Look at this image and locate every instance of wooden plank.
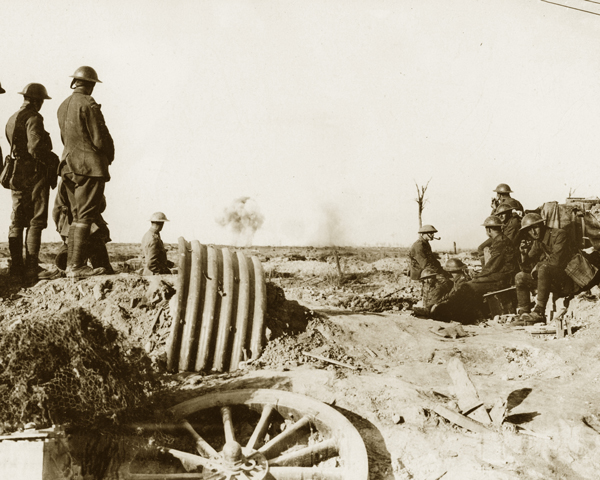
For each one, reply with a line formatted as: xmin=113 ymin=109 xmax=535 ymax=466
xmin=432 ymin=405 xmax=490 ymax=434
xmin=446 ymin=357 xmax=491 ymax=425
xmin=489 ymin=397 xmax=507 ymax=426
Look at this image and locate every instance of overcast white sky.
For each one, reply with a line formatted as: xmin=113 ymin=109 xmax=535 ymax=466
xmin=1 ymin=0 xmax=600 ymax=249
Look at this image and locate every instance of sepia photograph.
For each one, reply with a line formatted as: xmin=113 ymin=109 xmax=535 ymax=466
xmin=0 ymin=0 xmax=599 ymax=478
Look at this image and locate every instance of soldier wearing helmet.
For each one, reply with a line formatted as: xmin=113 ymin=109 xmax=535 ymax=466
xmin=5 ymin=83 xmax=60 ymax=279
xmin=491 ymin=183 xmax=524 ymax=216
xmin=431 ymin=216 xmax=517 ymax=322
xmin=142 ymin=212 xmax=175 ymax=275
xmin=514 ymin=212 xmax=577 ymax=321
xmin=57 ymin=66 xmax=114 ymax=279
xmin=409 ymin=224 xmax=445 ymax=280
xmin=409 ymin=225 xmax=452 ymax=313
xmin=477 ymin=198 xmax=522 ymax=265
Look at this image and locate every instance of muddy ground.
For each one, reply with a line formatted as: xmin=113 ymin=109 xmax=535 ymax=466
xmin=1 ymin=243 xmax=600 ymax=479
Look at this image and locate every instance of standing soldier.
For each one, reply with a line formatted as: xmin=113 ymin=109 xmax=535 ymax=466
xmin=409 ymin=225 xmax=452 ymax=312
xmin=409 ymin=224 xmax=445 ymax=280
xmin=5 ymin=83 xmax=59 ymax=279
xmin=57 ymin=66 xmax=114 ymax=279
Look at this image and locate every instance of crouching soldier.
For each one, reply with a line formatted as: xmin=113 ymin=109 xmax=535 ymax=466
xmin=412 ymin=266 xmax=453 ymax=317
xmin=142 ymin=212 xmax=175 ymax=275
xmin=515 ymin=213 xmax=577 ymax=322
xmin=432 ymin=216 xmax=517 ymax=323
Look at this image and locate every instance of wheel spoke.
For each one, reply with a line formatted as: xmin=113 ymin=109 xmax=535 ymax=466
xmin=221 ymin=406 xmax=236 ymax=444
xmin=181 ymin=419 xmax=220 ymax=458
xmin=269 ymin=438 xmax=338 ymax=467
xmin=258 ymin=415 xmax=312 ymax=459
xmin=246 ymin=404 xmax=275 ymax=450
xmin=268 ymin=466 xmax=343 ymax=480
xmin=161 ymin=446 xmax=220 ymax=470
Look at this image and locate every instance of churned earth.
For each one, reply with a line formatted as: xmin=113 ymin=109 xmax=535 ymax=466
xmin=0 ymin=243 xmax=599 ymax=479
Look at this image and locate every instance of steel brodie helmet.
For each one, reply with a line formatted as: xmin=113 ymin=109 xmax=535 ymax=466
xmin=420 ymin=267 xmax=438 ymax=280
xmin=418 ymin=224 xmax=438 ymax=234
xmin=150 ymin=212 xmax=170 ymax=222
xmin=495 ymin=200 xmax=519 ymax=216
xmin=444 ymin=258 xmax=466 ymax=272
xmin=520 ymin=213 xmax=544 ymax=231
xmin=494 ymin=183 xmax=513 ymax=194
xmin=482 ymin=216 xmax=503 ymax=228
xmin=0 ymin=81 xmax=5 ymax=94
xmin=18 ymin=83 xmax=51 ymax=100
xmin=70 ymin=66 xmax=102 ymax=83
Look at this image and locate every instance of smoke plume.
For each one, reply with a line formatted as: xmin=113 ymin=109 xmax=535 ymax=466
xmin=217 ymin=196 xmax=265 ymax=246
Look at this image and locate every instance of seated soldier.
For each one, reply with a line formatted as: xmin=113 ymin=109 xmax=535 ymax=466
xmin=515 ymin=213 xmax=577 ymax=322
xmin=412 ymin=267 xmax=453 ymax=317
xmin=491 ymin=183 xmax=524 ymax=216
xmin=142 ymin=212 xmax=175 ymax=275
xmin=52 ymin=179 xmax=113 ymax=275
xmin=478 ymin=199 xmax=522 ymax=265
xmin=432 ymin=216 xmax=518 ymax=322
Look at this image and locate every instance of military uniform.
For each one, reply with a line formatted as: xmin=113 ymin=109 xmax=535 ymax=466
xmin=58 ymin=81 xmax=114 ymax=275
xmin=5 ymin=101 xmax=55 ymax=274
xmin=492 ymin=196 xmax=524 ymax=215
xmin=141 ymin=229 xmax=173 ymax=275
xmin=515 ymin=227 xmax=576 ymax=313
xmin=409 ymin=238 xmax=444 ymax=280
xmin=52 ymin=179 xmax=113 ymax=273
xmin=434 ymin=233 xmax=517 ymax=322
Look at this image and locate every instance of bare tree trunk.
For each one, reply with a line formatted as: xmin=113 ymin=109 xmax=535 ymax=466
xmin=415 ymin=179 xmax=431 ymax=228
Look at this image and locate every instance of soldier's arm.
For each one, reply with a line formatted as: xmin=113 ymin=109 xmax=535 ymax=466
xmin=84 ymin=100 xmax=115 ymax=163
xmin=543 ymin=229 xmax=568 ymax=268
xmin=26 ymin=115 xmax=52 ymax=160
xmin=145 ymin=235 xmax=168 ymax=273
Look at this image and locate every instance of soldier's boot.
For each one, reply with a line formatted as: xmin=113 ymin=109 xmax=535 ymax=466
xmin=88 ymin=237 xmax=115 ymax=274
xmin=8 ymin=230 xmax=25 ymax=277
xmin=25 ymin=227 xmax=51 ymax=280
xmin=55 ymin=242 xmax=69 ymax=271
xmin=67 ymin=223 xmax=105 ymax=279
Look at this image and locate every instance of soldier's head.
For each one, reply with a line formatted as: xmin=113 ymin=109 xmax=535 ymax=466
xmin=150 ymin=212 xmax=169 ymax=233
xmin=18 ymin=83 xmax=51 ymax=111
xmin=494 ymin=183 xmax=513 ymax=200
xmin=69 ymin=66 xmax=102 ymax=94
xmin=418 ymin=224 xmax=439 ymax=241
xmin=495 ymin=200 xmax=518 ymax=224
xmin=444 ymin=258 xmax=466 ymax=279
xmin=520 ymin=213 xmax=545 ymax=240
xmin=420 ymin=267 xmax=437 ymax=285
xmin=482 ymin=216 xmax=503 ymax=238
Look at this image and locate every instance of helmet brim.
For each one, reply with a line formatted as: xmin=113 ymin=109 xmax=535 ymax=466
xmin=69 ymin=75 xmax=102 ymax=83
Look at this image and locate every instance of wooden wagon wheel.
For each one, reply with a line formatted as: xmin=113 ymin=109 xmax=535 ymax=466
xmin=119 ymin=389 xmax=369 ymax=480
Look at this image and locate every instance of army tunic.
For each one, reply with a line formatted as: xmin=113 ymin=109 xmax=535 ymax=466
xmin=57 ymin=86 xmax=114 ymax=225
xmin=409 ymin=238 xmax=444 ymax=281
xmin=141 ymin=229 xmax=172 ymax=275
xmin=5 ymin=103 xmax=53 ymax=231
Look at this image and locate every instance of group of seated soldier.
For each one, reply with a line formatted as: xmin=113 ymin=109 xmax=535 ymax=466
xmin=409 ymin=183 xmax=586 ymax=324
